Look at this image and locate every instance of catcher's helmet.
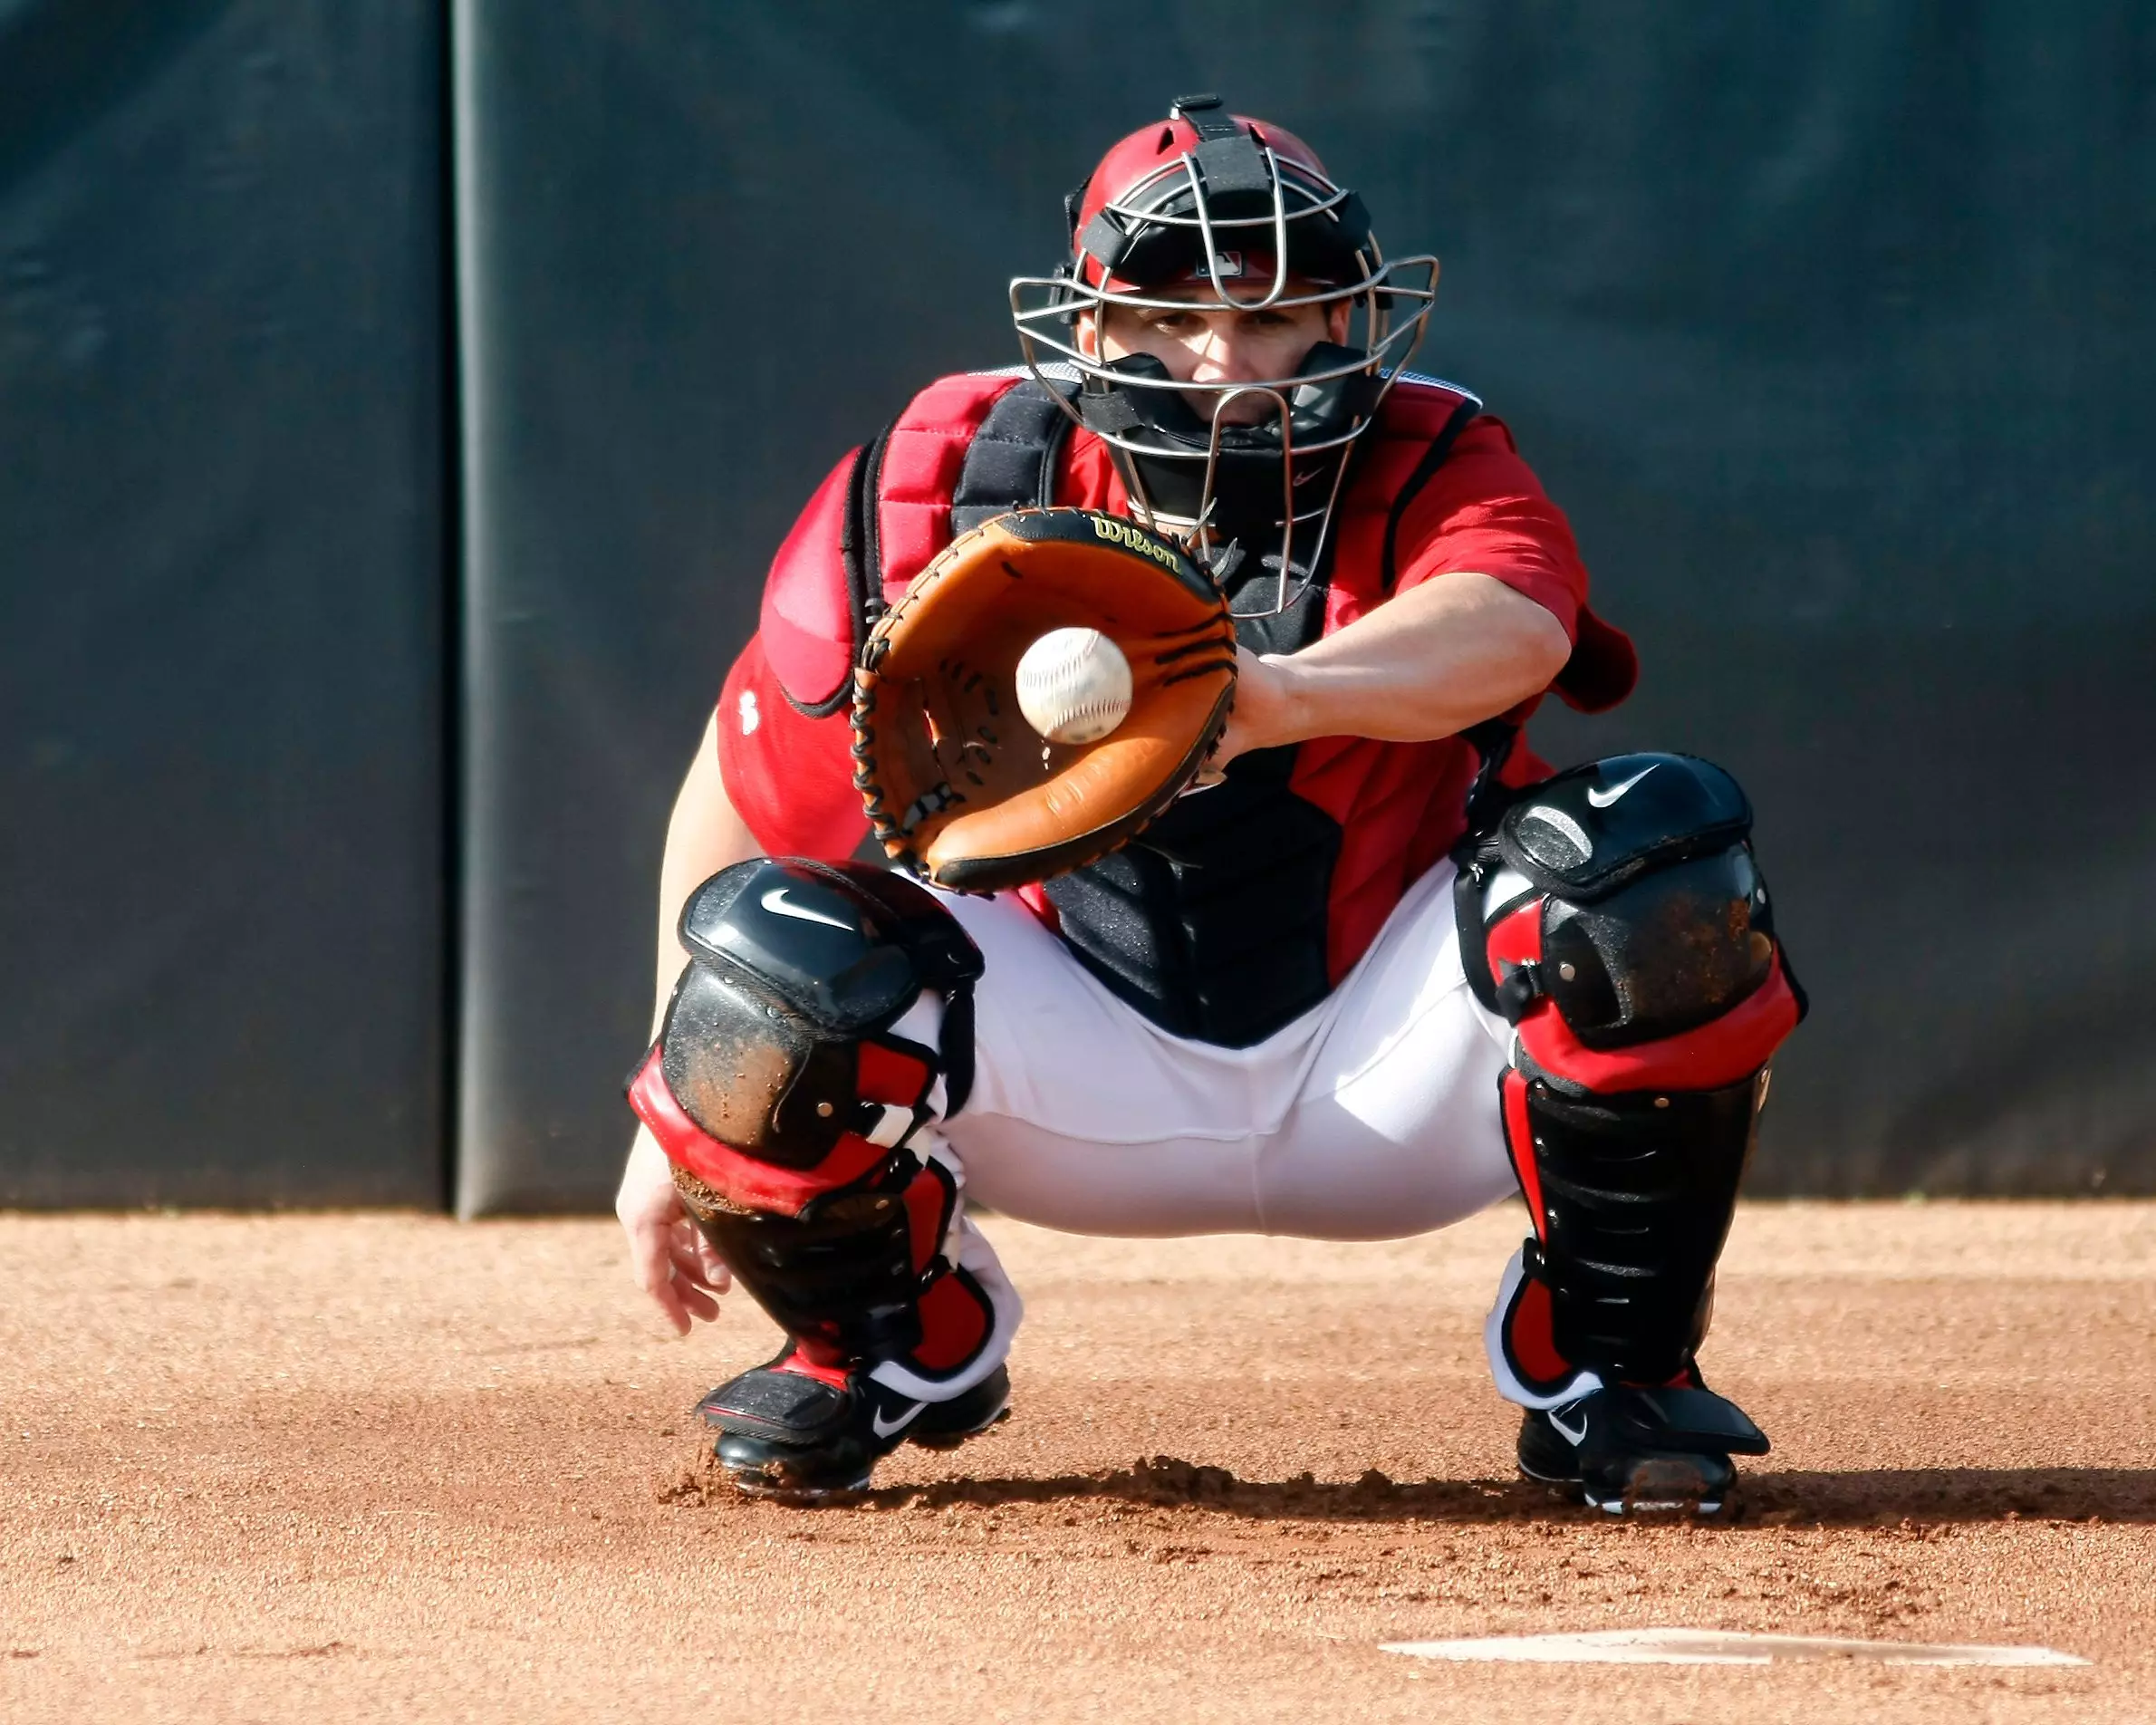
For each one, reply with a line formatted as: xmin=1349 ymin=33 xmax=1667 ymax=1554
xmin=1010 ymin=96 xmax=1438 ymax=613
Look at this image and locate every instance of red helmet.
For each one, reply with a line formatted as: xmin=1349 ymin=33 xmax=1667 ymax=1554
xmin=1010 ymin=96 xmax=1438 ymax=613
xmin=1067 ymin=105 xmax=1368 ymax=295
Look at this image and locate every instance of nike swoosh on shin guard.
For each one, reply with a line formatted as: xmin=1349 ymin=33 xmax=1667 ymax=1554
xmin=758 ymin=885 xmax=859 ymax=932
xmin=1585 ymin=764 xmax=1657 ymax=808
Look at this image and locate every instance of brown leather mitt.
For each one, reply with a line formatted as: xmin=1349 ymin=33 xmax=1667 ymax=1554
xmin=852 ymin=507 xmax=1237 ymax=893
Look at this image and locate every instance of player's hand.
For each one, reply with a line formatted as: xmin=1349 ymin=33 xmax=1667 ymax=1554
xmin=1204 ymin=647 xmax=1302 ymax=779
xmin=615 ymin=1124 xmax=731 ymax=1335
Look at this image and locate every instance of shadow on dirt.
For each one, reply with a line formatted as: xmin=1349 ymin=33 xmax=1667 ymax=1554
xmin=820 ymin=1458 xmax=2156 ymax=1526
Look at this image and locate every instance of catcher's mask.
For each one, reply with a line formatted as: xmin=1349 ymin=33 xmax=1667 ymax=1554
xmin=1010 ymin=94 xmax=1438 ymax=616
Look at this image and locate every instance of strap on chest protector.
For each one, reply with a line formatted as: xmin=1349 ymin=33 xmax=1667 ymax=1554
xmin=949 ymin=379 xmax=1079 ymax=535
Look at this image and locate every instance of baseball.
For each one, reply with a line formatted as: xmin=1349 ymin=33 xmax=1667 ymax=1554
xmin=1015 ymin=627 xmax=1133 ymax=745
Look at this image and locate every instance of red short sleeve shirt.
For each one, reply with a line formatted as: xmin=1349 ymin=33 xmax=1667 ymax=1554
xmin=714 ymin=387 xmax=1601 ymax=866
xmin=1389 ymin=415 xmax=1588 ymax=641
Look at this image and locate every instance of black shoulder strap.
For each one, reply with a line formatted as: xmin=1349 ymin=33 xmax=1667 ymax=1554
xmin=1379 ymin=391 xmax=1485 ymax=595
xmin=847 ymin=421 xmax=895 ymax=634
xmin=783 ymin=419 xmax=893 ymax=720
xmin=949 ymin=377 xmax=1079 ymax=536
xmin=1459 ymin=718 xmax=1522 ymax=835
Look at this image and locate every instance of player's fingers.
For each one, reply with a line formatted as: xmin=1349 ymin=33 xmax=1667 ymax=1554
xmin=662 ymin=1213 xmax=731 ymax=1291
xmin=666 ymin=1217 xmax=728 ymax=1289
xmin=643 ymin=1273 xmax=694 ymax=1338
xmin=672 ymin=1281 xmax=721 ymax=1325
xmin=660 ymin=1235 xmax=722 ymax=1324
xmin=665 ymin=1236 xmax=723 ymax=1297
xmin=630 ymin=1222 xmax=695 ymax=1336
xmin=692 ymin=1230 xmax=732 ymax=1293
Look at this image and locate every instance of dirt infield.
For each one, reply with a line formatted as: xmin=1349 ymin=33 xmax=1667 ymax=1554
xmin=4 ymin=1201 xmax=2152 ymax=1723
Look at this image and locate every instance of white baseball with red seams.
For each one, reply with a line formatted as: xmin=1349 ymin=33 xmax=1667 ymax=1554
xmin=1014 ymin=627 xmax=1133 ymax=745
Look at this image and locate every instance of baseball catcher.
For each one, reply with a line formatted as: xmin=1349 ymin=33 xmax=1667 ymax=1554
xmin=619 ymin=96 xmax=1805 ymax=1513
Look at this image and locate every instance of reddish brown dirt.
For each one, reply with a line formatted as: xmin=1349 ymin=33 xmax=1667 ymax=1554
xmin=3 ymin=1201 xmax=2152 ymax=1723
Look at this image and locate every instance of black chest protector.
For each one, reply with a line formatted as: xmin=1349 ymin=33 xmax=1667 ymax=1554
xmin=1039 ymin=555 xmax=1336 ymax=1046
xmin=869 ymin=376 xmax=1475 ymax=1048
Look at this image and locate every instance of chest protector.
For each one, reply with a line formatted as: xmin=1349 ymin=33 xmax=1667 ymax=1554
xmin=778 ymin=369 xmax=1627 ymax=1048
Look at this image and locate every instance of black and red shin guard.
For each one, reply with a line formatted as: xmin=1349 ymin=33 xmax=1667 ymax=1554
xmin=626 ymin=858 xmax=1013 ymax=1401
xmin=629 ymin=1040 xmax=1000 ymax=1393
xmin=1458 ymin=753 xmax=1805 ymax=1403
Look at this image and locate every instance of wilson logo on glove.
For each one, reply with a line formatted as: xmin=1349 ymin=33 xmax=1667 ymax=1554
xmin=1086 ymin=512 xmax=1185 ymax=572
xmin=851 ymin=507 xmax=1238 ymax=893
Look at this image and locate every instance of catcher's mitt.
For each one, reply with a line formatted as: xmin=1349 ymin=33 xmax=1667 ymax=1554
xmin=852 ymin=507 xmax=1237 ymax=893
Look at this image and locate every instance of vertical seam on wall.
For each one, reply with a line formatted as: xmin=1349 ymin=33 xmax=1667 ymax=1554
xmin=446 ymin=0 xmax=479 ymax=1218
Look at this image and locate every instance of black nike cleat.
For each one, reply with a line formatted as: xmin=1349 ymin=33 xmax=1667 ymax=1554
xmin=696 ymin=1357 xmax=1011 ymax=1500
xmin=1516 ymin=1384 xmax=1767 ymax=1516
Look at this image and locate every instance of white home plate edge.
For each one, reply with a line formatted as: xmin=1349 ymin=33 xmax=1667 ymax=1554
xmin=1381 ymin=1629 xmax=2088 ymax=1667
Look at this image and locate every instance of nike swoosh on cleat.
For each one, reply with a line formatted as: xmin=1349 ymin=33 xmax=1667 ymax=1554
xmin=870 ymin=1401 xmax=925 ymax=1440
xmin=1547 ymin=1402 xmax=1589 ymax=1446
xmin=760 ymin=885 xmax=856 ymax=932
xmin=1585 ymin=765 xmax=1657 ymax=808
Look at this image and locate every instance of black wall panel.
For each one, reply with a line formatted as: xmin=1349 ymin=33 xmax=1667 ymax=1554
xmin=457 ymin=1 xmax=2154 ymax=1209
xmin=0 ymin=3 xmax=448 ymax=1204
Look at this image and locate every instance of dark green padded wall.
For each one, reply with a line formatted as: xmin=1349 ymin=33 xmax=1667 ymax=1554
xmin=0 ymin=2 xmax=448 ymax=1203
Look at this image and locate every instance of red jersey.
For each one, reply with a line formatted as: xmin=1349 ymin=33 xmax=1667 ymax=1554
xmin=715 ymin=369 xmax=1631 ymax=1045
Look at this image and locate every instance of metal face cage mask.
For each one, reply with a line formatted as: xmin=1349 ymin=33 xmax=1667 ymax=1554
xmin=1010 ymin=96 xmax=1437 ymax=616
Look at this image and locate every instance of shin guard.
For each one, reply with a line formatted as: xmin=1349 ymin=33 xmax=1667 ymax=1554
xmin=1500 ymin=1068 xmax=1765 ymax=1386
xmin=1460 ymin=754 xmax=1805 ymax=1398
xmin=627 ymin=858 xmax=1015 ymax=1396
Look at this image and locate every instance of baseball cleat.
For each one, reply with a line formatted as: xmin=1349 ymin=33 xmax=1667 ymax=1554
xmin=1516 ymin=1384 xmax=1766 ymax=1516
xmin=696 ymin=1356 xmax=1011 ymax=1501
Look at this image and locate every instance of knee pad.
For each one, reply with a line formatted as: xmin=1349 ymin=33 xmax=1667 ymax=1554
xmin=627 ymin=858 xmax=995 ymax=1373
xmin=1458 ymin=754 xmax=1805 ymax=1386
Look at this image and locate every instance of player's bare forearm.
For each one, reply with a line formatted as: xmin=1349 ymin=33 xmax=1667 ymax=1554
xmin=650 ymin=710 xmax=765 ymax=1034
xmin=619 ymin=708 xmax=762 ymax=1334
xmin=1218 ymin=571 xmax=1572 ymax=762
